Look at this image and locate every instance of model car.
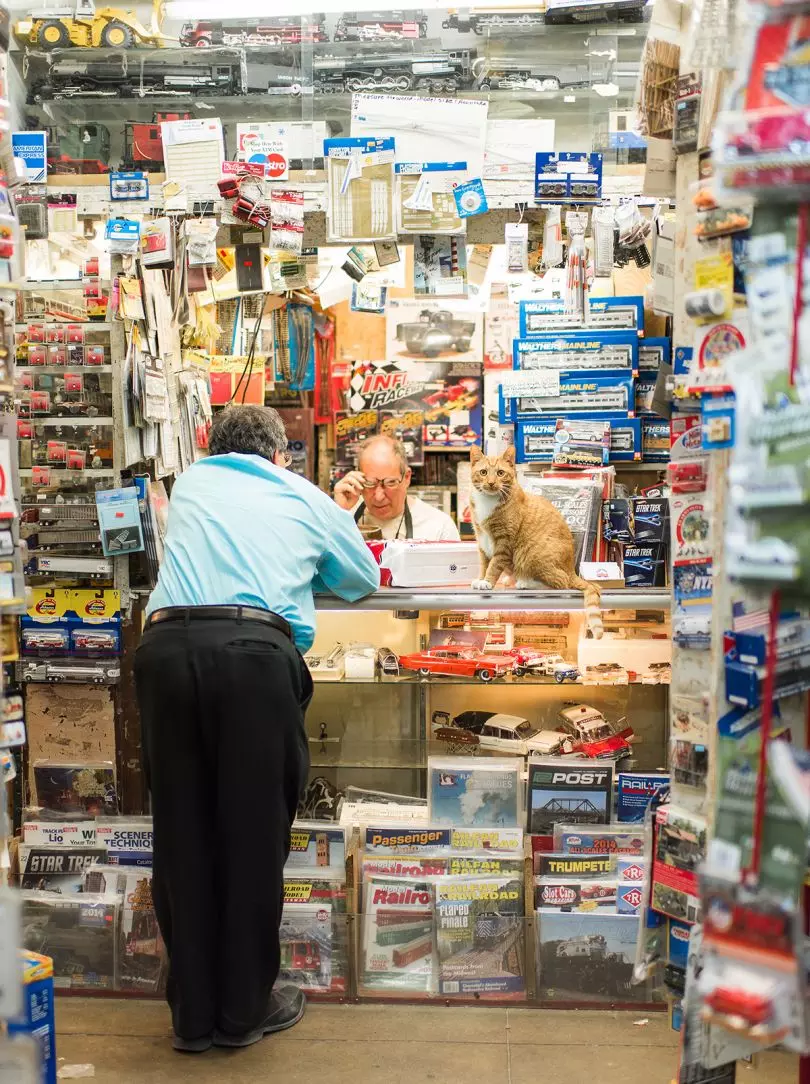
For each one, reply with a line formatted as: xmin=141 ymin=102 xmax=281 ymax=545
xmin=511 ymin=649 xmax=580 ymax=682
xmin=395 ymin=310 xmax=477 ymax=358
xmin=14 ymin=0 xmax=169 ymax=49
xmin=702 ymin=988 xmax=777 ymax=1035
xmin=431 ymin=710 xmax=567 ymax=756
xmin=377 ymin=647 xmax=400 ymax=677
xmin=72 ymin=630 xmax=118 ymax=653
xmin=725 ymin=112 xmax=810 ymax=160
xmin=398 ymin=645 xmax=513 ymax=682
xmin=641 ymin=661 xmax=672 ymax=684
xmin=583 ymin=662 xmax=629 ymax=685
xmin=555 ymin=704 xmax=635 ymax=759
xmin=580 ymin=883 xmax=616 ymax=901
xmin=21 ymin=628 xmax=70 ymax=653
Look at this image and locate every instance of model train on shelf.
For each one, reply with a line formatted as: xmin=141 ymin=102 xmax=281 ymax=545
xmin=29 ymin=46 xmax=609 ymax=100
xmin=179 ymin=16 xmax=328 ymax=48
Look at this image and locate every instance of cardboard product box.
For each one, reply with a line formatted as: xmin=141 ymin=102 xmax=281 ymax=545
xmin=623 ymin=544 xmax=668 ymax=587
xmin=630 ymin=497 xmax=669 ymax=545
xmin=7 ymin=952 xmax=56 ymax=1084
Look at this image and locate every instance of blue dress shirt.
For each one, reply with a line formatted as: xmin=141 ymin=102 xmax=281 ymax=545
xmin=146 ymin=453 xmax=381 ymax=652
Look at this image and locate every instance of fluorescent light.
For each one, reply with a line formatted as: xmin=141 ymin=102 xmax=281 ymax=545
xmin=165 ymin=0 xmax=545 ymax=16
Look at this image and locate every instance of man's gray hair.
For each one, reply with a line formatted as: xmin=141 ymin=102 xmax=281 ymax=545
xmin=357 ymin=434 xmax=409 ymax=475
xmin=208 ymin=405 xmax=288 ymax=462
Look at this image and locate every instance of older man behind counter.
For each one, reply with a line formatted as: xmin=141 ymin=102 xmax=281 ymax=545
xmin=333 ymin=434 xmax=461 ymax=541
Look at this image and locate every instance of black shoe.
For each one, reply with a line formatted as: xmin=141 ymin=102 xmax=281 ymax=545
xmin=172 ymin=1034 xmax=213 ymax=1053
xmin=213 ymin=984 xmax=306 ymax=1048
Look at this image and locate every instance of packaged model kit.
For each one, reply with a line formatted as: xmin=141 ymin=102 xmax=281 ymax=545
xmin=436 ymin=876 xmax=525 ymax=998
xmin=638 ymin=338 xmax=671 ymax=371
xmin=21 ymin=892 xmax=118 ymax=991
xmin=519 ymin=297 xmax=644 ymax=337
xmin=19 ymin=845 xmax=105 ymax=893
xmin=500 ymin=370 xmax=634 ymax=422
xmin=516 ymin=417 xmax=641 ymax=463
xmin=514 ymin=331 xmax=639 ymax=373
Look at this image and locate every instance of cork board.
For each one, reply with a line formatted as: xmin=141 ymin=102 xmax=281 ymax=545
xmin=25 ymin=684 xmax=116 ymax=792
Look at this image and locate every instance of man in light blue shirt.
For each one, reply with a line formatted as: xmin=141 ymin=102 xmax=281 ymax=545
xmin=135 ymin=405 xmax=379 ymax=1055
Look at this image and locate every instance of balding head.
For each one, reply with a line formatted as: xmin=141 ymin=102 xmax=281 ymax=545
xmin=356 ymin=434 xmax=411 ymax=522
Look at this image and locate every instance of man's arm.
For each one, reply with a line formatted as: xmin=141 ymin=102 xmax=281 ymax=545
xmin=316 ymin=503 xmax=381 ymax=601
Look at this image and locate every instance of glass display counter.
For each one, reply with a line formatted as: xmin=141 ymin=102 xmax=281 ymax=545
xmin=307 ymin=587 xmax=671 ymax=804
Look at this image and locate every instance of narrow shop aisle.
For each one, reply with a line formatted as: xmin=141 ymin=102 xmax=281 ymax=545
xmin=55 ymin=999 xmax=796 ymax=1083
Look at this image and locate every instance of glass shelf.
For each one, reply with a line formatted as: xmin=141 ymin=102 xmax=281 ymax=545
xmin=311 ymin=672 xmax=669 ymax=686
xmin=314 ymin=587 xmax=671 ymax=612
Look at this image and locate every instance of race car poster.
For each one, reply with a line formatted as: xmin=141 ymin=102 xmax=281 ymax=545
xmin=386 ymin=298 xmax=484 ymax=363
xmin=348 ymin=360 xmax=482 ymax=449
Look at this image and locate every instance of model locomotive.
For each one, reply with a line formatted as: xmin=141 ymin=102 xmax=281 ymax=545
xmin=313 ymin=49 xmax=472 ymax=93
xmin=333 ymin=11 xmax=429 ymax=40
xmin=179 ymin=15 xmax=328 ymax=48
xmin=29 ymin=55 xmax=248 ymax=100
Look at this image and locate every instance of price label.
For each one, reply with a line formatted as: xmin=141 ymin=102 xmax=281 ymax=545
xmin=499 ymin=369 xmax=561 ymax=400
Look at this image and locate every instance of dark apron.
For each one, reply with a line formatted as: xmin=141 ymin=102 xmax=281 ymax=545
xmin=354 ymin=500 xmax=414 ymax=539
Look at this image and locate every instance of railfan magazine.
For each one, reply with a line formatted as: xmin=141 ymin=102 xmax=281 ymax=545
xmin=428 ymin=758 xmax=521 ymax=828
xmin=436 ymin=876 xmax=525 ymax=999
xmin=362 ymin=875 xmax=436 ymax=993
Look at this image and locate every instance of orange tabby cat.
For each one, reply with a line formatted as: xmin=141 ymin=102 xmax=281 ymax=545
xmin=469 ymin=445 xmax=603 ymax=638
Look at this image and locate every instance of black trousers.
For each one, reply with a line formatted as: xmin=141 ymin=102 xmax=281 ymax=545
xmin=134 ymin=615 xmax=311 ymax=1040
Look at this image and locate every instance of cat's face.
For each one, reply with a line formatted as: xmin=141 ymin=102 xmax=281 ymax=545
xmin=470 ymin=445 xmax=517 ymax=494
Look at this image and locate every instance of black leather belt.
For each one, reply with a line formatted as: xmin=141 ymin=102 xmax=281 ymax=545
xmin=146 ymin=605 xmax=292 ymax=641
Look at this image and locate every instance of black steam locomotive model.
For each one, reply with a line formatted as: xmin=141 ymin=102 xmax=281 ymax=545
xmin=333 ymin=11 xmax=429 ymax=41
xmin=313 ymin=49 xmax=473 ymax=94
xmin=29 ymin=55 xmax=247 ymax=101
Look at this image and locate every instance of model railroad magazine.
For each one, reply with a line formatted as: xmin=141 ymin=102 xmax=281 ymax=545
xmin=362 ymin=874 xmax=436 ymax=993
xmin=436 ymin=876 xmax=525 ymax=999
xmin=282 ymin=867 xmax=348 ymax=994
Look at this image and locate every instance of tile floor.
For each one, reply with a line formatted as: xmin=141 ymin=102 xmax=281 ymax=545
xmin=54 ymin=999 xmax=799 ymax=1083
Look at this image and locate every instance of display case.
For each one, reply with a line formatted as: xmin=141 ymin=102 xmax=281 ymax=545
xmin=305 ymin=587 xmax=671 ymax=805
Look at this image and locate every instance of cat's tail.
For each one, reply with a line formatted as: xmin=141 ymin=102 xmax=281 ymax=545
xmin=572 ymin=575 xmax=603 ymax=639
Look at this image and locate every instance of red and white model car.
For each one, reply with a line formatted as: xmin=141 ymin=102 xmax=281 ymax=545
xmin=510 ymin=648 xmax=580 ymax=682
xmin=702 ymin=987 xmax=786 ymax=1042
xmin=398 ymin=645 xmax=513 ymax=682
xmin=555 ymin=704 xmax=635 ymax=759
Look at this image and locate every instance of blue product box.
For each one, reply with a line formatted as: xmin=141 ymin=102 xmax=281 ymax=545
xmin=516 ymin=417 xmax=641 ymax=463
xmin=514 ymin=330 xmax=638 ymax=373
xmin=519 ymin=296 xmax=644 ymax=337
xmin=500 ymin=369 xmax=634 ymax=423
xmin=535 ymin=151 xmax=602 ymax=202
xmin=641 ymin=417 xmax=670 ymax=461
xmin=630 ymin=497 xmax=669 ymax=543
xmin=634 ymin=374 xmax=658 ymax=414
xmin=623 ymin=544 xmax=667 ymax=587
xmin=7 ymin=953 xmax=56 ymax=1084
xmin=616 ymin=772 xmax=670 ymax=822
xmin=638 ymin=337 xmax=670 ymax=371
xmin=617 ymin=882 xmax=644 ymax=914
xmin=673 ymin=346 xmax=692 ymax=376
xmin=668 ymin=919 xmax=691 ymax=969
xmin=324 ymin=136 xmax=395 ymax=155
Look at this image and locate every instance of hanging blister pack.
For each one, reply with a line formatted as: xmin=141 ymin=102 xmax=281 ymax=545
xmin=396 ymin=162 xmax=466 ymax=235
xmin=505 ymin=222 xmax=528 ymax=273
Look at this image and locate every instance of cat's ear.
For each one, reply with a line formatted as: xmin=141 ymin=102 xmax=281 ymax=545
xmin=470 ymin=445 xmax=483 ymax=465
xmin=502 ymin=445 xmax=516 ymax=465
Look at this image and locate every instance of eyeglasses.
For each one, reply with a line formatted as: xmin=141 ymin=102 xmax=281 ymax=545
xmin=361 ymin=474 xmax=405 ymax=490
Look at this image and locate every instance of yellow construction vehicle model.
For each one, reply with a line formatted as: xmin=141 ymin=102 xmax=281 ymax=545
xmin=14 ymin=0 xmax=170 ymax=49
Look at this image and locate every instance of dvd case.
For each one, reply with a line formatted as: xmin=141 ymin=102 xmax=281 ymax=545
xmin=32 ymin=762 xmax=118 ymax=816
xmin=527 ymin=760 xmax=613 ymax=835
xmin=21 ymin=892 xmax=118 ymax=991
xmin=428 ymin=758 xmax=521 ymax=828
xmin=436 ymin=876 xmax=524 ymax=999
xmin=361 ymin=875 xmax=436 ymax=994
xmin=21 ymin=816 xmax=97 ymax=848
xmin=95 ymin=817 xmax=153 ymax=860
xmin=535 ymin=911 xmax=647 ymax=1002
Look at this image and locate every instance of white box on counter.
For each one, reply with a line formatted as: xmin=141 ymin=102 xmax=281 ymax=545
xmin=375 ymin=540 xmax=480 ymax=588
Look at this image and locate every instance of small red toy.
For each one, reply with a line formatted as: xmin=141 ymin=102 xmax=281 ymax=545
xmin=398 ymin=645 xmax=513 ymax=682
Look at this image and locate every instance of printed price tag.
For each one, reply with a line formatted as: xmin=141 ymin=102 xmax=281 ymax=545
xmin=499 ymin=369 xmax=561 ymax=399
